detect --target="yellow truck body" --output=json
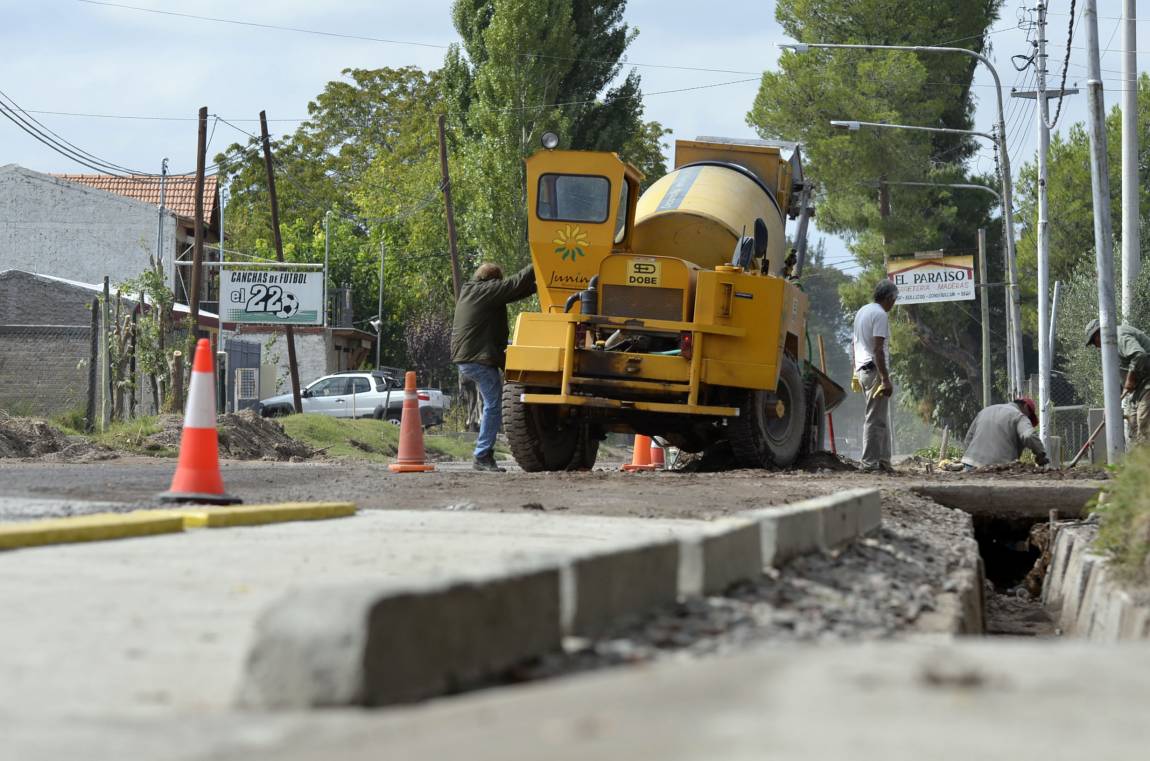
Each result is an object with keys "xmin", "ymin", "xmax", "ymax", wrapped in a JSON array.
[{"xmin": 502, "ymin": 136, "xmax": 842, "ymax": 470}]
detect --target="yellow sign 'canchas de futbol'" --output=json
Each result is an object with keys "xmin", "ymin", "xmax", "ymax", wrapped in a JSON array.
[{"xmin": 886, "ymin": 255, "xmax": 976, "ymax": 304}]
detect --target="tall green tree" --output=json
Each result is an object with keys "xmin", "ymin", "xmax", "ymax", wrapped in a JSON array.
[
  {"xmin": 748, "ymin": 0, "xmax": 1006, "ymax": 430},
  {"xmin": 443, "ymin": 0, "xmax": 668, "ymax": 270},
  {"xmin": 215, "ymin": 67, "xmax": 455, "ymax": 374}
]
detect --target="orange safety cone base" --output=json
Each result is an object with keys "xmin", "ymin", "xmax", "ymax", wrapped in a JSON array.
[
  {"xmin": 622, "ymin": 463, "xmax": 657, "ymax": 472},
  {"xmin": 158, "ymin": 489, "xmax": 242, "ymax": 505},
  {"xmin": 650, "ymin": 442, "xmax": 666, "ymax": 470},
  {"xmin": 389, "ymin": 462, "xmax": 436, "ymax": 473}
]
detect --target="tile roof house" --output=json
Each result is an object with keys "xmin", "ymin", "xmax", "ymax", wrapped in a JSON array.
[{"xmin": 54, "ymin": 174, "xmax": 219, "ymax": 223}]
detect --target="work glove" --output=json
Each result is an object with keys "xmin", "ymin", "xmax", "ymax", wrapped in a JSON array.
[{"xmin": 851, "ymin": 374, "xmax": 863, "ymax": 393}]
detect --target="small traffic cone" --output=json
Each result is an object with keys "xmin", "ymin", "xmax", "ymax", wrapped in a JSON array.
[
  {"xmin": 622, "ymin": 434, "xmax": 656, "ymax": 472},
  {"xmin": 389, "ymin": 371, "xmax": 435, "ymax": 473},
  {"xmin": 158, "ymin": 338, "xmax": 241, "ymax": 505},
  {"xmin": 650, "ymin": 439, "xmax": 666, "ymax": 470}
]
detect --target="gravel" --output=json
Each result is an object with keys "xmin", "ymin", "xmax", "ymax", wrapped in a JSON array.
[{"xmin": 518, "ymin": 492, "xmax": 976, "ymax": 680}]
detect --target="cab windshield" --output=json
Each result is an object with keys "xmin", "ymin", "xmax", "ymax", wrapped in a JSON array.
[{"xmin": 537, "ymin": 174, "xmax": 610, "ymax": 223}]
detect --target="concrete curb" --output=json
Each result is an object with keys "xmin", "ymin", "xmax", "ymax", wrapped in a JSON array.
[
  {"xmin": 239, "ymin": 488, "xmax": 884, "ymax": 709},
  {"xmin": 241, "ymin": 568, "xmax": 562, "ymax": 708},
  {"xmin": 1044, "ymin": 523, "xmax": 1150, "ymax": 640},
  {"xmin": 748, "ymin": 488, "xmax": 882, "ymax": 568},
  {"xmin": 152, "ymin": 502, "xmax": 357, "ymax": 529},
  {"xmin": 0, "ymin": 512, "xmax": 185, "ymax": 550}
]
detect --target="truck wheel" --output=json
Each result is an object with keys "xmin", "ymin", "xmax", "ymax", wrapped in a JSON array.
[
  {"xmin": 502, "ymin": 383, "xmax": 598, "ymax": 471},
  {"xmin": 729, "ymin": 356, "xmax": 806, "ymax": 469},
  {"xmin": 802, "ymin": 379, "xmax": 827, "ymax": 454}
]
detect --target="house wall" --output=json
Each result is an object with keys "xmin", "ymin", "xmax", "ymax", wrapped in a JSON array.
[
  {"xmin": 0, "ymin": 167, "xmax": 178, "ymax": 290},
  {"xmin": 240, "ymin": 330, "xmax": 333, "ymax": 394}
]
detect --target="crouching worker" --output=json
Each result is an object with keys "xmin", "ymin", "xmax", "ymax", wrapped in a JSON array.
[
  {"xmin": 961, "ymin": 398, "xmax": 1049, "ymax": 469},
  {"xmin": 451, "ymin": 262, "xmax": 537, "ymax": 472}
]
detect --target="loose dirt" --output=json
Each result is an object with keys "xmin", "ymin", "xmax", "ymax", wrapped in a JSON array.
[
  {"xmin": 141, "ymin": 411, "xmax": 314, "ymax": 461},
  {"xmin": 0, "ymin": 414, "xmax": 115, "ymax": 462}
]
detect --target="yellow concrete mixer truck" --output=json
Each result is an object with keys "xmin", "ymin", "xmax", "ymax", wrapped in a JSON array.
[{"xmin": 502, "ymin": 134, "xmax": 844, "ymax": 471}]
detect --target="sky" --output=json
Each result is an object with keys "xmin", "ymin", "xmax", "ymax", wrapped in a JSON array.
[{"xmin": 2, "ymin": 0, "xmax": 1147, "ymax": 273}]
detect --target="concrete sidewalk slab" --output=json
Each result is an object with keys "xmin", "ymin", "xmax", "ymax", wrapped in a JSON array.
[
  {"xmin": 912, "ymin": 482, "xmax": 1102, "ymax": 519},
  {"xmin": 216, "ymin": 641, "xmax": 1150, "ymax": 761},
  {"xmin": 0, "ymin": 510, "xmax": 710, "ymax": 719}
]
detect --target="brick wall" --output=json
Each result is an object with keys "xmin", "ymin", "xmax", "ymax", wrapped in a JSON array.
[{"xmin": 0, "ymin": 326, "xmax": 90, "ymax": 417}]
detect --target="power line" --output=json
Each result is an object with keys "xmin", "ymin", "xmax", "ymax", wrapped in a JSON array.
[
  {"xmin": 75, "ymin": 0, "xmax": 768, "ymax": 78},
  {"xmin": 74, "ymin": 0, "xmax": 449, "ymax": 49}
]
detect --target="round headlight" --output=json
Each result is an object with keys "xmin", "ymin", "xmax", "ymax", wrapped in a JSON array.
[{"xmin": 541, "ymin": 131, "xmax": 560, "ymax": 150}]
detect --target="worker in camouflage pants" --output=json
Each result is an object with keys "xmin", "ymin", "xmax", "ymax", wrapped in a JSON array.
[{"xmin": 1086, "ymin": 319, "xmax": 1150, "ymax": 446}]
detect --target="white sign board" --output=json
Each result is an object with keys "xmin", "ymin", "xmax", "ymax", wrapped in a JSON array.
[
  {"xmin": 886, "ymin": 255, "xmax": 975, "ymax": 304},
  {"xmin": 220, "ymin": 267, "xmax": 323, "ymax": 325}
]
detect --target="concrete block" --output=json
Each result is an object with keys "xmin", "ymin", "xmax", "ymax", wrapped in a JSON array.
[
  {"xmin": 678, "ymin": 519, "xmax": 763, "ymax": 597},
  {"xmin": 240, "ymin": 568, "xmax": 562, "ymax": 709},
  {"xmin": 751, "ymin": 489, "xmax": 881, "ymax": 568},
  {"xmin": 569, "ymin": 540, "xmax": 679, "ymax": 637},
  {"xmin": 911, "ymin": 483, "xmax": 1102, "ymax": 520}
]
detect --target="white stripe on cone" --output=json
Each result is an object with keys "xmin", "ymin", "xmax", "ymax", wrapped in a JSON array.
[{"xmin": 184, "ymin": 367, "xmax": 217, "ymax": 429}]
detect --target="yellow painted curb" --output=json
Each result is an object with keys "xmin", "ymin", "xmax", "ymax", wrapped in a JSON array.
[
  {"xmin": 151, "ymin": 502, "xmax": 357, "ymax": 529},
  {"xmin": 0, "ymin": 512, "xmax": 186, "ymax": 550}
]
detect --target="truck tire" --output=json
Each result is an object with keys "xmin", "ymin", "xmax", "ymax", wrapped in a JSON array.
[
  {"xmin": 502, "ymin": 383, "xmax": 599, "ymax": 472},
  {"xmin": 802, "ymin": 378, "xmax": 827, "ymax": 454},
  {"xmin": 729, "ymin": 356, "xmax": 806, "ymax": 469}
]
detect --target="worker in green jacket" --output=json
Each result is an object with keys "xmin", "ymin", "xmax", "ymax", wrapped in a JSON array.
[
  {"xmin": 1086, "ymin": 319, "xmax": 1150, "ymax": 445},
  {"xmin": 451, "ymin": 262, "xmax": 537, "ymax": 471}
]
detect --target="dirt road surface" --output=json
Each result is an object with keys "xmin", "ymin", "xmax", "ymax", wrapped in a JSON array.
[{"xmin": 0, "ymin": 456, "xmax": 1095, "ymax": 522}]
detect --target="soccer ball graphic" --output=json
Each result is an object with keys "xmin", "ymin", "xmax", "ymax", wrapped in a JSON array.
[{"xmin": 276, "ymin": 292, "xmax": 300, "ymax": 319}]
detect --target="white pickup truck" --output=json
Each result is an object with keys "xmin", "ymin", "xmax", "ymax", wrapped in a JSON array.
[{"xmin": 256, "ymin": 370, "xmax": 448, "ymax": 427}]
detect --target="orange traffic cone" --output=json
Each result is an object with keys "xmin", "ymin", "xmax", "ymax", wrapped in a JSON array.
[
  {"xmin": 650, "ymin": 439, "xmax": 666, "ymax": 470},
  {"xmin": 389, "ymin": 371, "xmax": 435, "ymax": 473},
  {"xmin": 622, "ymin": 434, "xmax": 656, "ymax": 472},
  {"xmin": 158, "ymin": 338, "xmax": 241, "ymax": 504}
]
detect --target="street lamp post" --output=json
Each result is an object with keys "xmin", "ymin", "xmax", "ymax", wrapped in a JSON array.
[
  {"xmin": 865, "ymin": 179, "xmax": 1001, "ymax": 408},
  {"xmin": 835, "ymin": 120, "xmax": 1023, "ymax": 395},
  {"xmin": 785, "ymin": 41, "xmax": 1025, "ymax": 398}
]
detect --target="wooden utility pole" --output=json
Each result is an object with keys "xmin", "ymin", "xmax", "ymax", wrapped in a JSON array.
[
  {"xmin": 259, "ymin": 111, "xmax": 303, "ymax": 414},
  {"xmin": 438, "ymin": 114, "xmax": 463, "ymax": 299},
  {"xmin": 188, "ymin": 106, "xmax": 208, "ymax": 340}
]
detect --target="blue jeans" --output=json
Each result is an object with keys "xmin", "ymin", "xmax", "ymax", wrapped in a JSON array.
[{"xmin": 458, "ymin": 363, "xmax": 502, "ymax": 458}]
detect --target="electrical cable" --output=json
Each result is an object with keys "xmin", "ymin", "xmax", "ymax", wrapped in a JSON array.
[{"xmin": 1044, "ymin": 0, "xmax": 1078, "ymax": 130}]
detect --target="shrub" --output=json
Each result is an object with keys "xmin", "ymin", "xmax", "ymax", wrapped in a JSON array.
[{"xmin": 1093, "ymin": 445, "xmax": 1150, "ymax": 580}]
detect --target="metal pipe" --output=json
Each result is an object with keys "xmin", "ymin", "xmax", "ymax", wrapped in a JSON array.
[
  {"xmin": 1049, "ymin": 281, "xmax": 1062, "ymax": 370},
  {"xmin": 324, "ymin": 210, "xmax": 331, "ymax": 329},
  {"xmin": 1083, "ymin": 0, "xmax": 1127, "ymax": 463},
  {"xmin": 376, "ymin": 239, "xmax": 385, "ymax": 370},
  {"xmin": 1035, "ymin": 1, "xmax": 1053, "ymax": 453},
  {"xmin": 979, "ymin": 228, "xmax": 991, "ymax": 408},
  {"xmin": 1122, "ymin": 0, "xmax": 1140, "ymax": 319},
  {"xmin": 792, "ymin": 184, "xmax": 814, "ymax": 278}
]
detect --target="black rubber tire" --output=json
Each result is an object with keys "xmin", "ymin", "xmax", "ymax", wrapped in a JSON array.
[
  {"xmin": 802, "ymin": 379, "xmax": 827, "ymax": 455},
  {"xmin": 729, "ymin": 356, "xmax": 807, "ymax": 469},
  {"xmin": 502, "ymin": 383, "xmax": 599, "ymax": 472},
  {"xmin": 262, "ymin": 404, "xmax": 292, "ymax": 418}
]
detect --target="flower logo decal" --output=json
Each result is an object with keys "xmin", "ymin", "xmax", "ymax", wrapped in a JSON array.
[{"xmin": 553, "ymin": 224, "xmax": 591, "ymax": 262}]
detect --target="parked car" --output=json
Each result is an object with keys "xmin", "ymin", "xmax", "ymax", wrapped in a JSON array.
[{"xmin": 257, "ymin": 370, "xmax": 447, "ymax": 427}]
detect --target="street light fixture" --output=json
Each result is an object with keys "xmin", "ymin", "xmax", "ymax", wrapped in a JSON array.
[{"xmin": 785, "ymin": 40, "xmax": 1025, "ymax": 397}]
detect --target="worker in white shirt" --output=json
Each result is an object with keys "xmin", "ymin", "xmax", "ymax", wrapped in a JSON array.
[{"xmin": 852, "ymin": 280, "xmax": 898, "ymax": 473}]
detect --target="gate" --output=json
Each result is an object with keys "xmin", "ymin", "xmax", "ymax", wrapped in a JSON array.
[{"xmin": 224, "ymin": 338, "xmax": 262, "ymax": 412}]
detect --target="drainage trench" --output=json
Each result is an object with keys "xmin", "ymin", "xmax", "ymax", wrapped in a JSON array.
[{"xmin": 912, "ymin": 484, "xmax": 1100, "ymax": 638}]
